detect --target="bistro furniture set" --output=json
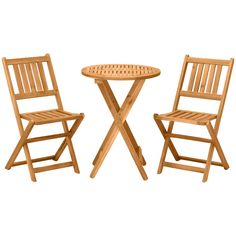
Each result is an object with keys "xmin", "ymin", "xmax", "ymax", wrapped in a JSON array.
[{"xmin": 2, "ymin": 54, "xmax": 234, "ymax": 182}]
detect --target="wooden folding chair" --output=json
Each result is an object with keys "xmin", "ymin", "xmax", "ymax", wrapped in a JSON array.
[
  {"xmin": 2, "ymin": 54, "xmax": 84, "ymax": 182},
  {"xmin": 154, "ymin": 55, "xmax": 234, "ymax": 182}
]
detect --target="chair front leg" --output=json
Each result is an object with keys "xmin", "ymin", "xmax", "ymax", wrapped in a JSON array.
[
  {"xmin": 202, "ymin": 143, "xmax": 215, "ymax": 182},
  {"xmin": 54, "ymin": 115, "xmax": 84, "ymax": 161},
  {"xmin": 206, "ymin": 122, "xmax": 229, "ymax": 169},
  {"xmin": 62, "ymin": 121, "xmax": 80, "ymax": 173},
  {"xmin": 154, "ymin": 114, "xmax": 180, "ymax": 161},
  {"xmin": 157, "ymin": 136, "xmax": 170, "ymax": 174}
]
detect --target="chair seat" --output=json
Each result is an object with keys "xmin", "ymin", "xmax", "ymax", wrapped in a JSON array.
[
  {"xmin": 21, "ymin": 109, "xmax": 82, "ymax": 125},
  {"xmin": 155, "ymin": 110, "xmax": 217, "ymax": 125}
]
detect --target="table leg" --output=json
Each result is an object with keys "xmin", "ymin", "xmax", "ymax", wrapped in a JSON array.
[
  {"xmin": 117, "ymin": 121, "xmax": 148, "ymax": 180},
  {"xmin": 90, "ymin": 122, "xmax": 119, "ymax": 178},
  {"xmin": 93, "ymin": 120, "xmax": 146, "ymax": 166},
  {"xmin": 91, "ymin": 79, "xmax": 148, "ymax": 180},
  {"xmin": 92, "ymin": 122, "xmax": 118, "ymax": 165},
  {"xmin": 93, "ymin": 80, "xmax": 146, "ymax": 165}
]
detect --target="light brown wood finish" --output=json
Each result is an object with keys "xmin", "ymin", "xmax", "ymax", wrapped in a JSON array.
[
  {"xmin": 157, "ymin": 110, "xmax": 217, "ymax": 125},
  {"xmin": 200, "ymin": 64, "xmax": 210, "ymax": 92},
  {"xmin": 166, "ymin": 133, "xmax": 212, "ymax": 143},
  {"xmin": 92, "ymin": 80, "xmax": 147, "ymax": 165},
  {"xmin": 12, "ymin": 156, "xmax": 55, "ymax": 167},
  {"xmin": 13, "ymin": 65, "xmax": 24, "ymax": 93},
  {"xmin": 179, "ymin": 156, "xmax": 223, "ymax": 167},
  {"xmin": 82, "ymin": 64, "xmax": 160, "ymax": 180},
  {"xmin": 154, "ymin": 55, "xmax": 234, "ymax": 182},
  {"xmin": 91, "ymin": 80, "xmax": 147, "ymax": 180},
  {"xmin": 2, "ymin": 54, "xmax": 84, "ymax": 182},
  {"xmin": 164, "ymin": 162, "xmax": 205, "ymax": 173},
  {"xmin": 82, "ymin": 64, "xmax": 160, "ymax": 80},
  {"xmin": 153, "ymin": 114, "xmax": 179, "ymax": 160},
  {"xmin": 53, "ymin": 118, "xmax": 84, "ymax": 161}
]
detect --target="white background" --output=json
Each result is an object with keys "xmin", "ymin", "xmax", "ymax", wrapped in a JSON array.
[{"xmin": 0, "ymin": 0, "xmax": 236, "ymax": 235}]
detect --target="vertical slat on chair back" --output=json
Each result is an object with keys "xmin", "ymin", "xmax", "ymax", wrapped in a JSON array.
[
  {"xmin": 179, "ymin": 56, "xmax": 234, "ymax": 101},
  {"xmin": 2, "ymin": 54, "xmax": 58, "ymax": 100}
]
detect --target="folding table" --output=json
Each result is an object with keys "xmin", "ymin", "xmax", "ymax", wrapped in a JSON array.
[{"xmin": 82, "ymin": 64, "xmax": 160, "ymax": 180}]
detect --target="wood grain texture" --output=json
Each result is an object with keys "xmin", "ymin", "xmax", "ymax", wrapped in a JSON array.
[
  {"xmin": 90, "ymin": 80, "xmax": 148, "ymax": 180},
  {"xmin": 157, "ymin": 109, "xmax": 217, "ymax": 125},
  {"xmin": 82, "ymin": 64, "xmax": 160, "ymax": 180},
  {"xmin": 82, "ymin": 64, "xmax": 160, "ymax": 80},
  {"xmin": 2, "ymin": 54, "xmax": 84, "ymax": 182},
  {"xmin": 154, "ymin": 55, "xmax": 234, "ymax": 182}
]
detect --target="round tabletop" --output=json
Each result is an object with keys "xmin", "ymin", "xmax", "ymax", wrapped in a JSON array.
[{"xmin": 81, "ymin": 64, "xmax": 161, "ymax": 80}]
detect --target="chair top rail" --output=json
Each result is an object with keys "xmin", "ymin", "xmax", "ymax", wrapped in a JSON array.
[
  {"xmin": 4, "ymin": 56, "xmax": 48, "ymax": 65},
  {"xmin": 186, "ymin": 56, "xmax": 232, "ymax": 66}
]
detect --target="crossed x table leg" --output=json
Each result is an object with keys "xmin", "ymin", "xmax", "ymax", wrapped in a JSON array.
[{"xmin": 90, "ymin": 79, "xmax": 148, "ymax": 180}]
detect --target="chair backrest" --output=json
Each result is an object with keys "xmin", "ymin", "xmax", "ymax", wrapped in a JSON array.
[
  {"xmin": 173, "ymin": 56, "xmax": 234, "ymax": 128},
  {"xmin": 2, "ymin": 53, "xmax": 64, "ymax": 111},
  {"xmin": 2, "ymin": 54, "xmax": 64, "ymax": 132},
  {"xmin": 3, "ymin": 54, "xmax": 61, "ymax": 98}
]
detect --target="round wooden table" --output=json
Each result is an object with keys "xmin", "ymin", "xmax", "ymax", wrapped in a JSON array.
[{"xmin": 82, "ymin": 64, "xmax": 161, "ymax": 180}]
